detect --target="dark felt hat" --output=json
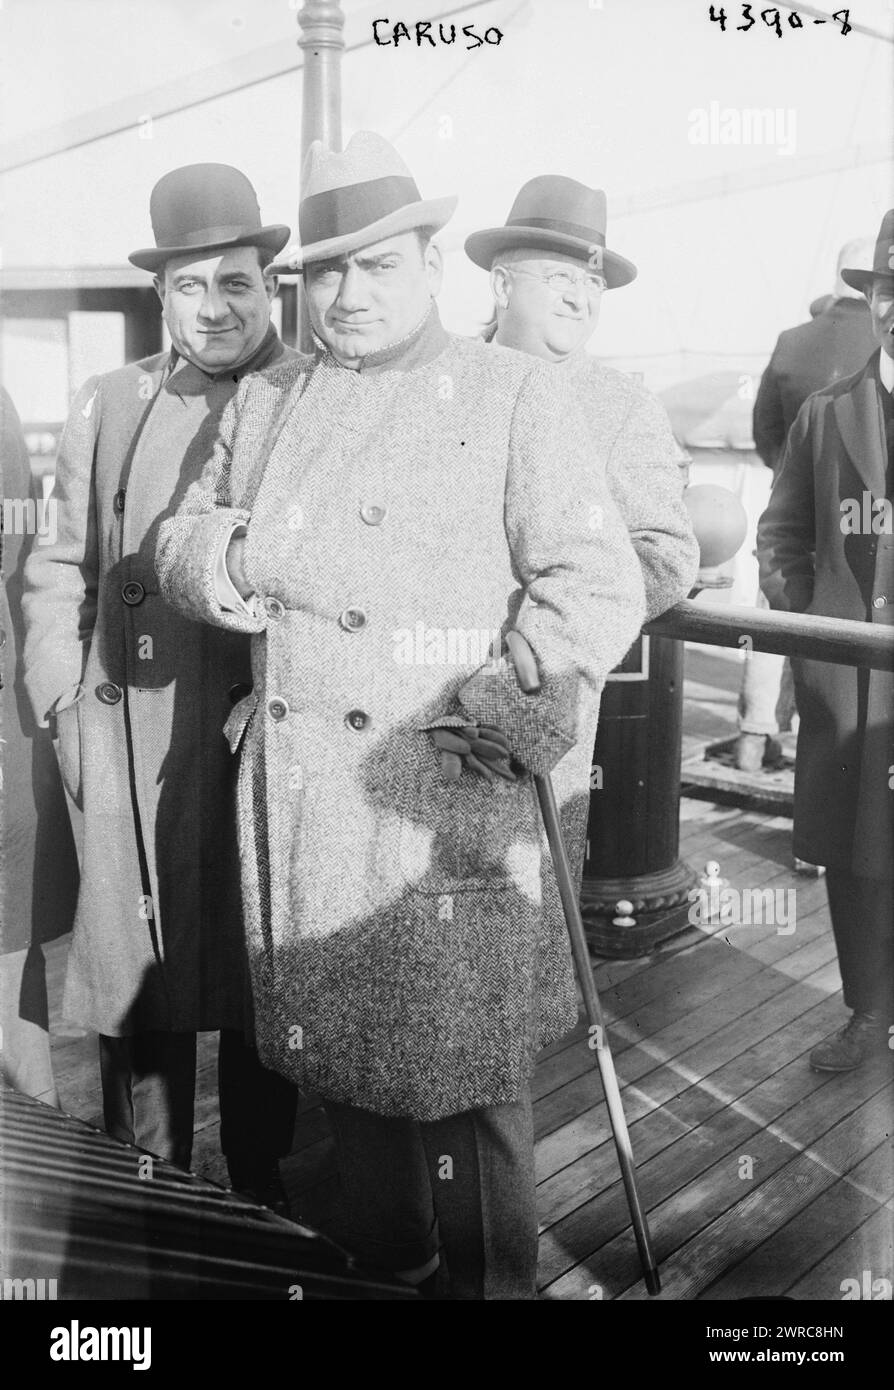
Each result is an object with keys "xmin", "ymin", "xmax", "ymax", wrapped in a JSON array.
[
  {"xmin": 840, "ymin": 209, "xmax": 894, "ymax": 293},
  {"xmin": 464, "ymin": 175, "xmax": 637, "ymax": 289},
  {"xmin": 128, "ymin": 163, "xmax": 290, "ymax": 272}
]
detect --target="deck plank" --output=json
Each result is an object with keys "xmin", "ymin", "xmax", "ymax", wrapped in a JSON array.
[{"xmin": 27, "ymin": 655, "xmax": 893, "ymax": 1301}]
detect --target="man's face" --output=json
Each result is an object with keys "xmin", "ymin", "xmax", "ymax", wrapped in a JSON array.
[
  {"xmin": 491, "ymin": 250, "xmax": 605, "ymax": 362},
  {"xmin": 303, "ymin": 232, "xmax": 442, "ymax": 366},
  {"xmin": 867, "ymin": 279, "xmax": 894, "ymax": 359},
  {"xmin": 155, "ymin": 246, "xmax": 275, "ymax": 372}
]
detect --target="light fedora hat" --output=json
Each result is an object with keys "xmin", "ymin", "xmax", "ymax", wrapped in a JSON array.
[
  {"xmin": 465, "ymin": 175, "xmax": 637, "ymax": 290},
  {"xmin": 129, "ymin": 163, "xmax": 290, "ymax": 272},
  {"xmin": 840, "ymin": 209, "xmax": 894, "ymax": 294},
  {"xmin": 271, "ymin": 131, "xmax": 458, "ymax": 272}
]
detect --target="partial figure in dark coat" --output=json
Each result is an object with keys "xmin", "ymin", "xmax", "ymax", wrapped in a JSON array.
[
  {"xmin": 757, "ymin": 211, "xmax": 894, "ymax": 1073},
  {"xmin": 739, "ymin": 237, "xmax": 878, "ymax": 773},
  {"xmin": 22, "ymin": 166, "xmax": 298, "ymax": 1203},
  {"xmin": 753, "ymin": 238, "xmax": 878, "ymax": 473},
  {"xmin": 0, "ymin": 388, "xmax": 79, "ymax": 1103}
]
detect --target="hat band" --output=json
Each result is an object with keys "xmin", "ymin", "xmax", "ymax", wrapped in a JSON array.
[
  {"xmin": 508, "ymin": 216, "xmax": 606, "ymax": 247},
  {"xmin": 153, "ymin": 221, "xmax": 264, "ymax": 250},
  {"xmin": 299, "ymin": 175, "xmax": 421, "ymax": 247}
]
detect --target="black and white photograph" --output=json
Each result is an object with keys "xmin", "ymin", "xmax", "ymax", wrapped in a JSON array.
[{"xmin": 0, "ymin": 0, "xmax": 892, "ymax": 1355}]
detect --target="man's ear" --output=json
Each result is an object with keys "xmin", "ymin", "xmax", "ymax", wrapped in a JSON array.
[
  {"xmin": 491, "ymin": 264, "xmax": 512, "ymax": 309},
  {"xmin": 423, "ymin": 239, "xmax": 444, "ymax": 296},
  {"xmin": 264, "ymin": 272, "xmax": 279, "ymax": 303},
  {"xmin": 153, "ymin": 273, "xmax": 165, "ymax": 307}
]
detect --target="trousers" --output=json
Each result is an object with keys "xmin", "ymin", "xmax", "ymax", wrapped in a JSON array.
[
  {"xmin": 738, "ymin": 589, "xmax": 797, "ymax": 736},
  {"xmin": 826, "ymin": 870, "xmax": 894, "ymax": 1023},
  {"xmin": 324, "ymin": 1086, "xmax": 538, "ymax": 1300},
  {"xmin": 99, "ymin": 1027, "xmax": 298, "ymax": 1171}
]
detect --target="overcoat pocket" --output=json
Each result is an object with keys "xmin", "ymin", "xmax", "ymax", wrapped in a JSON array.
[
  {"xmin": 53, "ymin": 700, "xmax": 83, "ymax": 809},
  {"xmin": 224, "ymin": 691, "xmax": 258, "ymax": 755},
  {"xmin": 398, "ymin": 732, "xmax": 538, "ymax": 895}
]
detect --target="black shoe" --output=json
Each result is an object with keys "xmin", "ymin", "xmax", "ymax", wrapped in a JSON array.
[
  {"xmin": 809, "ymin": 1012, "xmax": 884, "ymax": 1073},
  {"xmin": 227, "ymin": 1159, "xmax": 291, "ymax": 1218}
]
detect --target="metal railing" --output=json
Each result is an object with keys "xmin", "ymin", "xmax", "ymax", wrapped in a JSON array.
[{"xmin": 645, "ymin": 600, "xmax": 894, "ymax": 672}]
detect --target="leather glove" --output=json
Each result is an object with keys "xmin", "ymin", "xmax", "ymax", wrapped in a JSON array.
[{"xmin": 422, "ymin": 715, "xmax": 519, "ymax": 784}]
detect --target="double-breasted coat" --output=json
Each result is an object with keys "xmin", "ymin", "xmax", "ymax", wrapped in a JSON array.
[
  {"xmin": 757, "ymin": 351, "xmax": 894, "ymax": 878},
  {"xmin": 157, "ymin": 308, "xmax": 648, "ymax": 1119},
  {"xmin": 22, "ymin": 328, "xmax": 295, "ymax": 1035}
]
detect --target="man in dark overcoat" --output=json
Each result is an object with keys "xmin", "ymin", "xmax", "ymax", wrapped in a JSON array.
[
  {"xmin": 22, "ymin": 165, "xmax": 298, "ymax": 1194},
  {"xmin": 758, "ymin": 211, "xmax": 894, "ymax": 1072},
  {"xmin": 739, "ymin": 238, "xmax": 878, "ymax": 774}
]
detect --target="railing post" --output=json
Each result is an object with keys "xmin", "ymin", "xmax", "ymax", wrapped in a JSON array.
[
  {"xmin": 293, "ymin": 1, "xmax": 345, "ymax": 351},
  {"xmin": 581, "ymin": 633, "xmax": 696, "ymax": 957}
]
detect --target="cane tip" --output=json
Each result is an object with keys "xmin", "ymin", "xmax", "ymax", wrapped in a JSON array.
[{"xmin": 645, "ymin": 1268, "xmax": 662, "ymax": 1296}]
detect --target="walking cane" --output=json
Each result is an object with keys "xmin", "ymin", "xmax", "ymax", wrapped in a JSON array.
[{"xmin": 505, "ymin": 630, "xmax": 661, "ymax": 1295}]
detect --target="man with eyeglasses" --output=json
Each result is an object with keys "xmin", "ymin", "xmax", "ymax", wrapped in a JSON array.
[{"xmin": 466, "ymin": 176, "xmax": 698, "ymax": 623}]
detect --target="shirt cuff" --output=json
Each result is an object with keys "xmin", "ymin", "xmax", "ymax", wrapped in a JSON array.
[{"xmin": 215, "ymin": 524, "xmax": 258, "ymax": 617}]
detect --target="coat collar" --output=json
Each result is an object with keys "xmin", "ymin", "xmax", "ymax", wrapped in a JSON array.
[
  {"xmin": 833, "ymin": 350, "xmax": 887, "ymax": 497},
  {"xmin": 164, "ymin": 324, "xmax": 283, "ymax": 399},
  {"xmin": 314, "ymin": 302, "xmax": 449, "ymax": 376}
]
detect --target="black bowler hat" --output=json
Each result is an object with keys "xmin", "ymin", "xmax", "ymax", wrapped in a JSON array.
[
  {"xmin": 128, "ymin": 164, "xmax": 290, "ymax": 272},
  {"xmin": 840, "ymin": 208, "xmax": 894, "ymax": 293},
  {"xmin": 464, "ymin": 175, "xmax": 637, "ymax": 289}
]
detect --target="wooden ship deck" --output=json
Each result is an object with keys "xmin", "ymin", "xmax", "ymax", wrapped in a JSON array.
[{"xmin": 38, "ymin": 647, "xmax": 894, "ymax": 1300}]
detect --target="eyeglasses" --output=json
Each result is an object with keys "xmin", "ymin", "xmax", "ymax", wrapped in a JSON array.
[{"xmin": 504, "ymin": 267, "xmax": 607, "ymax": 296}]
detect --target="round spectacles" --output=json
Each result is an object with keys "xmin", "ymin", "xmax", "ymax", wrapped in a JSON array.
[{"xmin": 507, "ymin": 267, "xmax": 607, "ymax": 296}]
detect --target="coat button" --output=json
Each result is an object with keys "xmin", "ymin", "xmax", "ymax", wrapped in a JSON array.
[
  {"xmin": 360, "ymin": 503, "xmax": 386, "ymax": 526},
  {"xmin": 267, "ymin": 697, "xmax": 289, "ymax": 722},
  {"xmin": 872, "ymin": 595, "xmax": 887, "ymax": 609},
  {"xmin": 345, "ymin": 709, "xmax": 370, "ymax": 732},
  {"xmin": 264, "ymin": 596, "xmax": 285, "ymax": 620},
  {"xmin": 122, "ymin": 581, "xmax": 145, "ymax": 606},
  {"xmin": 229, "ymin": 682, "xmax": 252, "ymax": 705},
  {"xmin": 96, "ymin": 682, "xmax": 122, "ymax": 705},
  {"xmin": 0, "ymin": 627, "xmax": 5, "ymax": 650},
  {"xmin": 339, "ymin": 607, "xmax": 367, "ymax": 632},
  {"xmin": 113, "ymin": 489, "xmax": 126, "ymax": 514}
]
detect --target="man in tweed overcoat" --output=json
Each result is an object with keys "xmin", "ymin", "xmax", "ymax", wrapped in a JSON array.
[
  {"xmin": 466, "ymin": 175, "xmax": 699, "ymax": 622},
  {"xmin": 157, "ymin": 133, "xmax": 646, "ymax": 1298},
  {"xmin": 22, "ymin": 165, "xmax": 298, "ymax": 1197}
]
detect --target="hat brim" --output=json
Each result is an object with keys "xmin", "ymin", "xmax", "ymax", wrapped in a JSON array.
[
  {"xmin": 128, "ymin": 224, "xmax": 291, "ymax": 272},
  {"xmin": 464, "ymin": 226, "xmax": 637, "ymax": 289},
  {"xmin": 840, "ymin": 267, "xmax": 894, "ymax": 293},
  {"xmin": 270, "ymin": 196, "xmax": 458, "ymax": 273}
]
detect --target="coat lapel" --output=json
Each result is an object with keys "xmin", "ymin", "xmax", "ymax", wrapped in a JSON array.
[{"xmin": 833, "ymin": 353, "xmax": 887, "ymax": 498}]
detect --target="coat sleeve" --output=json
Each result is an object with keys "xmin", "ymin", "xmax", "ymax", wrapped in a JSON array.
[
  {"xmin": 22, "ymin": 376, "xmax": 102, "ymax": 725},
  {"xmin": 756, "ymin": 398, "xmax": 816, "ymax": 614},
  {"xmin": 156, "ymin": 382, "xmax": 266, "ymax": 635},
  {"xmin": 752, "ymin": 347, "xmax": 787, "ymax": 471},
  {"xmin": 458, "ymin": 363, "xmax": 646, "ymax": 775},
  {"xmin": 604, "ymin": 387, "xmax": 700, "ymax": 621}
]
